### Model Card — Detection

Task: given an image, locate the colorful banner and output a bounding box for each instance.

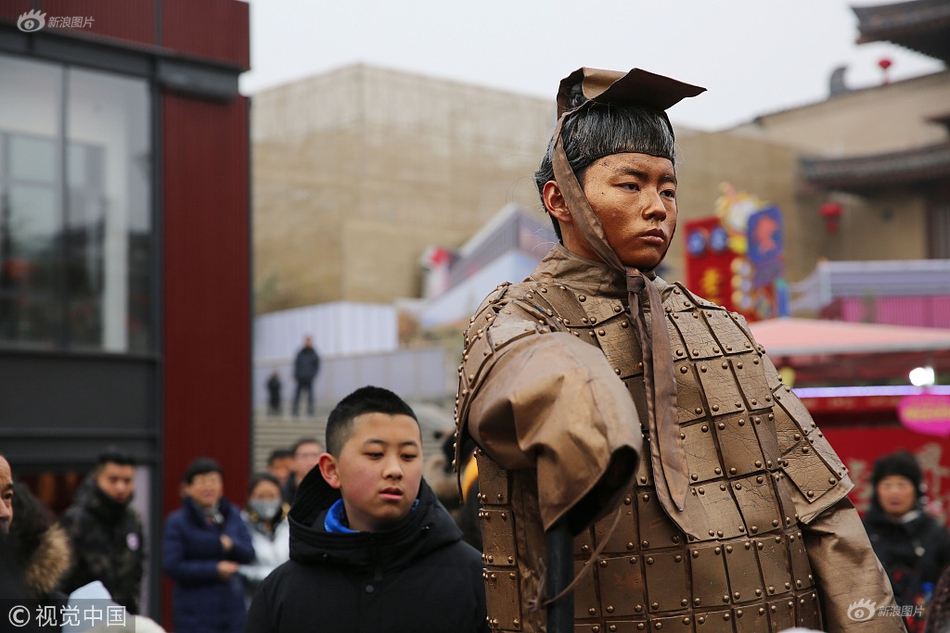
[684,216,737,312]
[683,184,788,321]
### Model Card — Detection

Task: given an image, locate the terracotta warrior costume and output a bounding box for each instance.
[454,68,901,633]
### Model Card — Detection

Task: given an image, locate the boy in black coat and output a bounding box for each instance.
[245,386,487,633]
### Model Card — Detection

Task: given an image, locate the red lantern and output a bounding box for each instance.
[878,58,893,85]
[820,202,842,234]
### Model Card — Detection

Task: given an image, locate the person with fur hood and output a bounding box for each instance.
[9,482,72,607]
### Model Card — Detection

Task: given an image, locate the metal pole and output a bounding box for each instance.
[545,520,574,633]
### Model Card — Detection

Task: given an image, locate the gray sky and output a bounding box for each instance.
[240,0,945,131]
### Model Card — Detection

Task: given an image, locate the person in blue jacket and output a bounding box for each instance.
[163,457,254,633]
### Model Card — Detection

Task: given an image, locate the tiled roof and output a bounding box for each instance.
[853,0,950,63]
[800,141,950,189]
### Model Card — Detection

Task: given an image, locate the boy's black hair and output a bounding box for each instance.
[182,457,223,484]
[95,446,136,471]
[535,84,676,241]
[326,386,419,456]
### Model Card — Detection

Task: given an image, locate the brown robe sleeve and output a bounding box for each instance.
[464,329,642,532]
[803,497,905,633]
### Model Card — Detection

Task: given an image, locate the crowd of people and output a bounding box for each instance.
[0,385,486,633]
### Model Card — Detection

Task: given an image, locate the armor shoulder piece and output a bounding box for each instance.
[455,282,559,480]
[674,282,724,311]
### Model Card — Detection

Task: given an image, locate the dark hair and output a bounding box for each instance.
[291,438,322,457]
[326,386,418,456]
[182,457,223,484]
[535,92,676,241]
[9,483,55,571]
[267,449,293,465]
[872,451,923,499]
[247,472,282,497]
[96,446,136,471]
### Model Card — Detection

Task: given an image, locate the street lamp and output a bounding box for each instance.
[909,366,935,387]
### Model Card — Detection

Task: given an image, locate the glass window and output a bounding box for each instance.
[0,54,152,353]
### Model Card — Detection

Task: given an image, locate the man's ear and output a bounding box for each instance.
[542,180,572,226]
[318,453,341,489]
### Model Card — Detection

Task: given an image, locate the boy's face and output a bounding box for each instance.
[547,152,678,271]
[318,412,423,532]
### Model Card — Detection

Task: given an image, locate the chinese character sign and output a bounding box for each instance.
[683,183,788,322]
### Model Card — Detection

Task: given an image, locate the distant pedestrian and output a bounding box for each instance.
[291,336,320,417]
[244,386,487,633]
[266,372,282,416]
[266,449,294,488]
[864,450,950,631]
[280,439,323,505]
[162,458,254,633]
[237,473,290,607]
[59,447,145,613]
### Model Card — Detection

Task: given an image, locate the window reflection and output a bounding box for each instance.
[0,54,152,353]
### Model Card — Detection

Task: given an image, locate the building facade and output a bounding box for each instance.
[0,1,251,621]
[252,64,554,311]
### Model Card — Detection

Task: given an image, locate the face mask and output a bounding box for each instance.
[249,499,281,519]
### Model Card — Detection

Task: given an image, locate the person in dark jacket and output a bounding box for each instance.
[266,371,283,416]
[163,457,254,633]
[291,336,321,417]
[58,447,145,613]
[245,386,487,633]
[864,451,950,631]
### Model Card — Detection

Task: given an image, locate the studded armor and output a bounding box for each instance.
[456,245,902,633]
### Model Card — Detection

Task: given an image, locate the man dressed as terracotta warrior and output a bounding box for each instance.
[454,67,902,633]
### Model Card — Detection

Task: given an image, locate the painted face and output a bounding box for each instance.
[185,471,224,509]
[876,475,917,518]
[319,412,423,533]
[571,152,678,270]
[96,462,136,505]
[0,457,13,534]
